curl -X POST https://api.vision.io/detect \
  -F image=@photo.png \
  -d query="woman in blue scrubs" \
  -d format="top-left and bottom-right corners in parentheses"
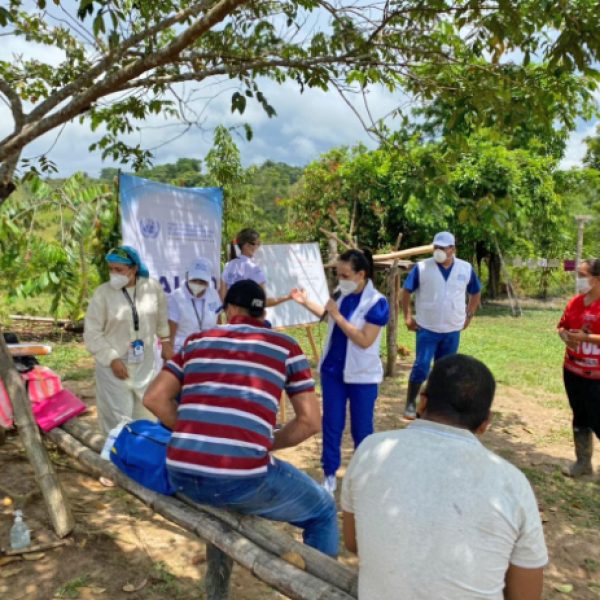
top-left (292, 249), bottom-right (389, 494)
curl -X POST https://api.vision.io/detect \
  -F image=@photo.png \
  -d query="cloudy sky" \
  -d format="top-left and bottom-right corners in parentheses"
top-left (0, 16), bottom-right (597, 178)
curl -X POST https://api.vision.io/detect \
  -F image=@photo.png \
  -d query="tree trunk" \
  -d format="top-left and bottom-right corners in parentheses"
top-left (487, 252), bottom-right (501, 299)
top-left (538, 268), bottom-right (550, 299)
top-left (0, 334), bottom-right (74, 537)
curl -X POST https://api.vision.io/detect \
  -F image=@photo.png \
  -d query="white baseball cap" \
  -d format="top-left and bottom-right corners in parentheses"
top-left (187, 258), bottom-right (212, 282)
top-left (432, 231), bottom-right (455, 247)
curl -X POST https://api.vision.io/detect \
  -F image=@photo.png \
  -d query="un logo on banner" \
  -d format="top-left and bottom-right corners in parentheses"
top-left (139, 218), bottom-right (160, 239)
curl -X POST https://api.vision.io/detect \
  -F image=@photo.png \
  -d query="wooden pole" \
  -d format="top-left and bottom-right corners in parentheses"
top-left (205, 543), bottom-right (234, 600)
top-left (47, 425), bottom-right (357, 600)
top-left (373, 244), bottom-right (433, 261)
top-left (59, 418), bottom-right (358, 596)
top-left (385, 261), bottom-right (399, 377)
top-left (306, 326), bottom-right (319, 365)
top-left (0, 335), bottom-right (74, 537)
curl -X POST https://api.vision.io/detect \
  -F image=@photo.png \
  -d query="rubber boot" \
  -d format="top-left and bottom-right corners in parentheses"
top-left (403, 381), bottom-right (421, 421)
top-left (568, 427), bottom-right (593, 478)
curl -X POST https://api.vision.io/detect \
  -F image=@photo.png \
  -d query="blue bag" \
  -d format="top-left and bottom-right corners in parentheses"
top-left (110, 420), bottom-right (176, 495)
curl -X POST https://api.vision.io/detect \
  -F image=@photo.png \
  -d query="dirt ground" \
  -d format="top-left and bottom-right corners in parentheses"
top-left (1, 354), bottom-right (600, 599)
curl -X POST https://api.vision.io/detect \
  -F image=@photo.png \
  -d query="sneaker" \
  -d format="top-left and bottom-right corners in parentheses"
top-left (322, 474), bottom-right (337, 496)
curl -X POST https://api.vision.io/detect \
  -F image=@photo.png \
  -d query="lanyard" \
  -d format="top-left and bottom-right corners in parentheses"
top-left (191, 296), bottom-right (205, 329)
top-left (122, 284), bottom-right (139, 332)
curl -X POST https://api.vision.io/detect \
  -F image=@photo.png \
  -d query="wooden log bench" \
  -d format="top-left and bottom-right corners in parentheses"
top-left (45, 419), bottom-right (358, 600)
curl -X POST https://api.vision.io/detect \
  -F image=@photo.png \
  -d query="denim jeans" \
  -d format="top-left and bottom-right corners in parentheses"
top-left (321, 371), bottom-right (378, 476)
top-left (409, 327), bottom-right (461, 383)
top-left (168, 458), bottom-right (339, 556)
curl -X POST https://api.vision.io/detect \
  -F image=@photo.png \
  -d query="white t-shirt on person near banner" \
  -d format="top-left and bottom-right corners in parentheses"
top-left (341, 419), bottom-right (548, 600)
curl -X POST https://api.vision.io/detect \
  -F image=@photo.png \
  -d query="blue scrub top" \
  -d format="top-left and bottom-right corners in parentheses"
top-left (321, 289), bottom-right (389, 376)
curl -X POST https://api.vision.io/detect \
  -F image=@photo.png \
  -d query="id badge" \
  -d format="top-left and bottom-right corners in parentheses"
top-left (127, 339), bottom-right (145, 364)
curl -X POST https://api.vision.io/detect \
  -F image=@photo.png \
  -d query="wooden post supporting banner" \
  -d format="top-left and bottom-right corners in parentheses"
top-left (0, 334), bottom-right (74, 537)
top-left (305, 325), bottom-right (319, 365)
top-left (385, 260), bottom-right (400, 377)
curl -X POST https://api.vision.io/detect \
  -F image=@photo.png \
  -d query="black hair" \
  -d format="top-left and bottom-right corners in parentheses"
top-left (581, 258), bottom-right (600, 277)
top-left (230, 228), bottom-right (260, 261)
top-left (423, 354), bottom-right (495, 432)
top-left (338, 248), bottom-right (373, 280)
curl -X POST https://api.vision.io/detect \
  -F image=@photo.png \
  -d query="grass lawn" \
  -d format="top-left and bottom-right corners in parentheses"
top-left (288, 301), bottom-right (567, 397)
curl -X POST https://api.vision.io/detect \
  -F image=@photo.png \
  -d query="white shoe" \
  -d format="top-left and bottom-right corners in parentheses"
top-left (322, 474), bottom-right (337, 496)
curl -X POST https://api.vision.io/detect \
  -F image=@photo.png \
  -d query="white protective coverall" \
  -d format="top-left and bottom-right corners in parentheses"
top-left (84, 277), bottom-right (169, 433)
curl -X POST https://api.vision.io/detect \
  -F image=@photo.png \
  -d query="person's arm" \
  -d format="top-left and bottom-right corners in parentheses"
top-left (266, 290), bottom-right (293, 307)
top-left (326, 299), bottom-right (382, 349)
top-left (272, 390), bottom-right (321, 450)
top-left (290, 288), bottom-right (326, 319)
top-left (168, 320), bottom-right (178, 348)
top-left (343, 511), bottom-right (357, 553)
top-left (219, 279), bottom-right (228, 302)
top-left (402, 288), bottom-right (418, 331)
top-left (155, 282), bottom-right (173, 359)
top-left (504, 564), bottom-right (544, 600)
top-left (143, 369), bottom-right (181, 430)
top-left (464, 291), bottom-right (481, 330)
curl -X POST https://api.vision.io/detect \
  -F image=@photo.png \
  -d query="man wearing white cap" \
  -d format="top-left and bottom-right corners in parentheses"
top-left (401, 231), bottom-right (481, 419)
top-left (167, 258), bottom-right (221, 353)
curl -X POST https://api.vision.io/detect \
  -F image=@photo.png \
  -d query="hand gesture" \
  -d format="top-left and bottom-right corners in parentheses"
top-left (325, 298), bottom-right (340, 317)
top-left (110, 358), bottom-right (129, 380)
top-left (405, 316), bottom-right (418, 331)
top-left (290, 288), bottom-right (308, 304)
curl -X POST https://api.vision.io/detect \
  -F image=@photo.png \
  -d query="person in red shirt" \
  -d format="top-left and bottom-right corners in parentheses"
top-left (557, 258), bottom-right (600, 477)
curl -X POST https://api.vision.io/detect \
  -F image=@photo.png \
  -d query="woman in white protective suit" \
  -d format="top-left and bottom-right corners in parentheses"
top-left (84, 245), bottom-right (171, 435)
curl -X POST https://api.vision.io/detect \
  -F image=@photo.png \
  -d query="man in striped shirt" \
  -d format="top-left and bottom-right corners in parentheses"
top-left (144, 279), bottom-right (338, 556)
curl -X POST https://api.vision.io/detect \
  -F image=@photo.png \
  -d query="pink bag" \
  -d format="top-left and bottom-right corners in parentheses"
top-left (31, 388), bottom-right (87, 432)
top-left (22, 366), bottom-right (62, 402)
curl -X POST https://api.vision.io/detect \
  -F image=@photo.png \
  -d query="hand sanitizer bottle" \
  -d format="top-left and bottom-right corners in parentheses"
top-left (10, 510), bottom-right (31, 550)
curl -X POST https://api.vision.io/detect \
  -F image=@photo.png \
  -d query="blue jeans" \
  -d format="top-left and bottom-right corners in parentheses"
top-left (409, 328), bottom-right (461, 384)
top-left (168, 458), bottom-right (339, 557)
top-left (321, 371), bottom-right (378, 477)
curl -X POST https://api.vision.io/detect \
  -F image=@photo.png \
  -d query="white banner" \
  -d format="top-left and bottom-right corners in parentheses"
top-left (253, 243), bottom-right (330, 329)
top-left (119, 174), bottom-right (223, 293)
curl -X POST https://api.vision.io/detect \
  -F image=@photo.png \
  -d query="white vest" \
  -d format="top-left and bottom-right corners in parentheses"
top-left (414, 257), bottom-right (472, 333)
top-left (171, 286), bottom-right (221, 351)
top-left (320, 280), bottom-right (386, 384)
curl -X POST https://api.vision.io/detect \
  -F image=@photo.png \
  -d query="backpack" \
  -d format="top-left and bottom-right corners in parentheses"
top-left (110, 420), bottom-right (176, 495)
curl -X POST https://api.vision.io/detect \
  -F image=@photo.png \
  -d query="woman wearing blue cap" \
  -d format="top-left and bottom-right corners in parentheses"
top-left (84, 245), bottom-right (171, 437)
top-left (167, 257), bottom-right (221, 353)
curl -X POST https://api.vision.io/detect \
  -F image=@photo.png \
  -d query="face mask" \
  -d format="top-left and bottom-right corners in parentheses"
top-left (576, 277), bottom-right (591, 294)
top-left (433, 249), bottom-right (448, 264)
top-left (109, 273), bottom-right (130, 289)
top-left (338, 279), bottom-right (359, 296)
top-left (188, 282), bottom-right (207, 296)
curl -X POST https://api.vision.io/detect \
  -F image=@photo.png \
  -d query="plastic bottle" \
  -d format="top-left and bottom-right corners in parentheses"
top-left (10, 510), bottom-right (30, 550)
top-left (100, 416), bottom-right (131, 460)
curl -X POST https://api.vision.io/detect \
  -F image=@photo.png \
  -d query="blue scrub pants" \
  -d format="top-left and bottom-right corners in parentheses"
top-left (320, 371), bottom-right (378, 476)
top-left (409, 327), bottom-right (461, 384)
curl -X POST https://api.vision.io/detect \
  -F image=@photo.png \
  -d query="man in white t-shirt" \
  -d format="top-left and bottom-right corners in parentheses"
top-left (341, 354), bottom-right (548, 600)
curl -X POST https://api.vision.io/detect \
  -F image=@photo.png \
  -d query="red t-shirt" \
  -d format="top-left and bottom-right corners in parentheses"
top-left (558, 294), bottom-right (600, 379)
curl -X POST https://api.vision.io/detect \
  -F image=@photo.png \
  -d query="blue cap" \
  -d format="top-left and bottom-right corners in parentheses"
top-left (432, 231), bottom-right (455, 247)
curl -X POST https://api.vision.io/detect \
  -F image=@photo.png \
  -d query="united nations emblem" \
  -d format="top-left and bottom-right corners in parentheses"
top-left (139, 218), bottom-right (160, 239)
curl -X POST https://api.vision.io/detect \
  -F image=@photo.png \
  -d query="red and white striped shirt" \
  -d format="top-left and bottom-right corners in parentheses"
top-left (163, 316), bottom-right (315, 477)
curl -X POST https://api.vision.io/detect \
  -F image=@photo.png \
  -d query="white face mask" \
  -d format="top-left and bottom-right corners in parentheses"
top-left (576, 277), bottom-right (591, 294)
top-left (433, 249), bottom-right (448, 264)
top-left (338, 279), bottom-right (359, 296)
top-left (109, 273), bottom-right (130, 289)
top-left (188, 282), bottom-right (207, 296)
